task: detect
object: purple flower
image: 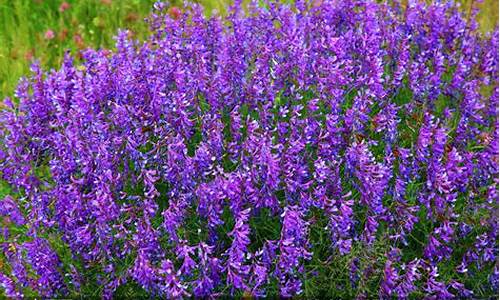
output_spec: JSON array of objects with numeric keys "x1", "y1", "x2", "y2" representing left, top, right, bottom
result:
[
  {"x1": 276, "y1": 205, "x2": 311, "y2": 296},
  {"x1": 0, "y1": 196, "x2": 25, "y2": 226},
  {"x1": 0, "y1": 0, "x2": 497, "y2": 298},
  {"x1": 380, "y1": 259, "x2": 398, "y2": 298},
  {"x1": 23, "y1": 238, "x2": 67, "y2": 297},
  {"x1": 130, "y1": 249, "x2": 158, "y2": 293},
  {"x1": 159, "y1": 259, "x2": 189, "y2": 298},
  {"x1": 0, "y1": 273, "x2": 20, "y2": 298},
  {"x1": 226, "y1": 208, "x2": 251, "y2": 292}
]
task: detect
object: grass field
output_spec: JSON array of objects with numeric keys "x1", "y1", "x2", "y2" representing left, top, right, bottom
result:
[
  {"x1": 0, "y1": 0, "x2": 151, "y2": 98},
  {"x1": 0, "y1": 0, "x2": 226, "y2": 99},
  {"x1": 0, "y1": 0, "x2": 497, "y2": 99}
]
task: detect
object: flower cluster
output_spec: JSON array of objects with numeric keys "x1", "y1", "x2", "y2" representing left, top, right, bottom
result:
[{"x1": 0, "y1": 0, "x2": 498, "y2": 298}]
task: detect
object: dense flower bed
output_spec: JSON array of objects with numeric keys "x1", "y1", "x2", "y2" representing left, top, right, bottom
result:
[{"x1": 0, "y1": 0, "x2": 498, "y2": 298}]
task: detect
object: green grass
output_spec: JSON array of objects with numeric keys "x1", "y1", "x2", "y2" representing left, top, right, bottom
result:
[
  {"x1": 0, "y1": 0, "x2": 152, "y2": 99},
  {"x1": 461, "y1": 0, "x2": 499, "y2": 33},
  {"x1": 0, "y1": 0, "x2": 232, "y2": 100}
]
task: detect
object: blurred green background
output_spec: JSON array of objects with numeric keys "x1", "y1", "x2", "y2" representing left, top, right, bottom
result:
[{"x1": 0, "y1": 0, "x2": 497, "y2": 99}]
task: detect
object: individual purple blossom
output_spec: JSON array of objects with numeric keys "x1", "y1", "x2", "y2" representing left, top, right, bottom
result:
[
  {"x1": 249, "y1": 241, "x2": 278, "y2": 297},
  {"x1": 347, "y1": 141, "x2": 390, "y2": 214},
  {"x1": 130, "y1": 249, "x2": 159, "y2": 293},
  {"x1": 0, "y1": 273, "x2": 20, "y2": 299},
  {"x1": 192, "y1": 242, "x2": 222, "y2": 297},
  {"x1": 423, "y1": 266, "x2": 454, "y2": 299},
  {"x1": 159, "y1": 259, "x2": 190, "y2": 298},
  {"x1": 416, "y1": 113, "x2": 434, "y2": 165},
  {"x1": 424, "y1": 235, "x2": 451, "y2": 263},
  {"x1": 22, "y1": 238, "x2": 67, "y2": 297},
  {"x1": 325, "y1": 193, "x2": 354, "y2": 255},
  {"x1": 395, "y1": 259, "x2": 421, "y2": 298},
  {"x1": 4, "y1": 248, "x2": 30, "y2": 291},
  {"x1": 380, "y1": 259, "x2": 398, "y2": 298},
  {"x1": 0, "y1": 196, "x2": 25, "y2": 226},
  {"x1": 226, "y1": 208, "x2": 251, "y2": 293},
  {"x1": 275, "y1": 205, "x2": 311, "y2": 296},
  {"x1": 373, "y1": 103, "x2": 399, "y2": 144},
  {"x1": 346, "y1": 141, "x2": 390, "y2": 244},
  {"x1": 175, "y1": 241, "x2": 197, "y2": 276}
]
